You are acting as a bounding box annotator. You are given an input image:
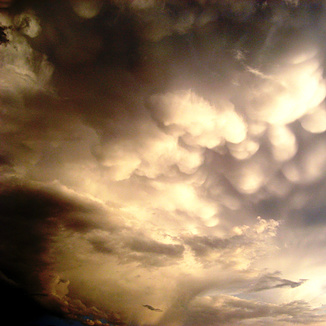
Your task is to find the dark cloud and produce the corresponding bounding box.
[183,234,230,257]
[128,237,184,257]
[119,237,185,267]
[249,271,307,292]
[143,304,163,312]
[0,274,60,325]
[0,182,65,292]
[88,237,114,255]
[0,24,9,44]
[0,178,117,295]
[83,227,185,267]
[0,179,127,324]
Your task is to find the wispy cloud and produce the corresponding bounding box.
[143,305,163,312]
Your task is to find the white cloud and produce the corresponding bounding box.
[150,90,247,148]
[268,125,297,162]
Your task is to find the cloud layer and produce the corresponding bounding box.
[2,1,326,325]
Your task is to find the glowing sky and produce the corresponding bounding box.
[2,1,326,325]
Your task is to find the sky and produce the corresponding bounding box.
[2,0,326,325]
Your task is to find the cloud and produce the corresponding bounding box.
[143,304,163,312]
[69,0,104,19]
[0,177,119,298]
[182,217,279,269]
[0,25,9,45]
[248,271,307,292]
[128,237,184,257]
[181,295,326,326]
[149,90,247,148]
[2,1,326,326]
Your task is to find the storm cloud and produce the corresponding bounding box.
[2,1,326,325]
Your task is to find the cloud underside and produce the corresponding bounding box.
[2,0,326,325]
[0,176,319,325]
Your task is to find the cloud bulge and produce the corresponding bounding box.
[2,0,326,325]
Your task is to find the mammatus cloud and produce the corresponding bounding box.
[2,1,326,326]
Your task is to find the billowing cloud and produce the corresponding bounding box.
[2,1,326,326]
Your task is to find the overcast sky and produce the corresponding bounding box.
[2,0,326,325]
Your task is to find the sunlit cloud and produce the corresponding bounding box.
[2,1,326,326]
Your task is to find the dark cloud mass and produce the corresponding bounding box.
[143,304,163,312]
[2,1,326,325]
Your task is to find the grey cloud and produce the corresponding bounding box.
[85,229,185,266]
[0,25,9,44]
[143,304,162,312]
[128,237,184,257]
[182,217,279,268]
[249,272,307,292]
[0,178,117,291]
[88,238,114,255]
[183,234,230,257]
[0,178,128,323]
[117,249,182,268]
[183,295,326,326]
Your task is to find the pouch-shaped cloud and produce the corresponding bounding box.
[268,125,297,162]
[300,104,326,134]
[241,22,326,126]
[150,90,247,148]
[2,1,326,326]
[96,129,203,180]
[244,58,326,125]
[69,0,104,19]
